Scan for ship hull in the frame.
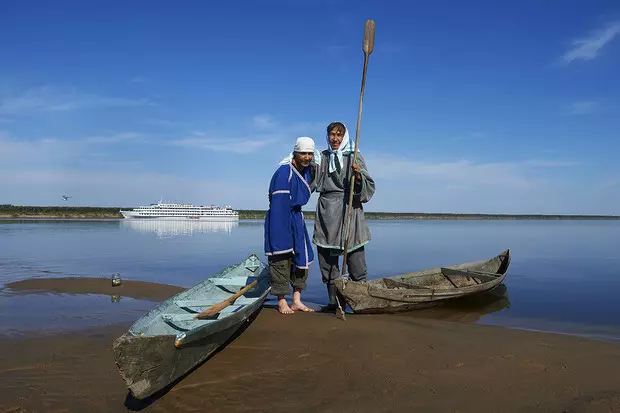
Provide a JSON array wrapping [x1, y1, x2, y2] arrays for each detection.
[[120, 211, 238, 220]]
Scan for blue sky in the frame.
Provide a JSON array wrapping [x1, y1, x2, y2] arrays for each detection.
[[0, 0, 618, 214]]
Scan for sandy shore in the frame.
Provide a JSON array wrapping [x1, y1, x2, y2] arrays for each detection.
[[1, 277, 619, 412], [1, 303, 620, 413]]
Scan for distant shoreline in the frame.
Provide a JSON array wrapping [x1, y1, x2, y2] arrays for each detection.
[[1, 205, 618, 220]]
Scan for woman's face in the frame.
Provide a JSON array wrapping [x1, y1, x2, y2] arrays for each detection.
[[293, 151, 313, 169], [328, 127, 345, 150]]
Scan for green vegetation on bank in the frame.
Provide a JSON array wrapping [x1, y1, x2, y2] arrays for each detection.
[[0, 205, 127, 218], [0, 205, 618, 220]]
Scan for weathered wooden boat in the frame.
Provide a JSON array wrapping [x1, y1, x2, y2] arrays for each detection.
[[334, 249, 511, 314], [112, 254, 270, 400]]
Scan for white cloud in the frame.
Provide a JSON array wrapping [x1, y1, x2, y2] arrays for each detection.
[[288, 121, 327, 136], [0, 135, 68, 159], [0, 131, 269, 207], [0, 85, 152, 115], [451, 131, 486, 142], [168, 115, 326, 154], [0, 129, 614, 214], [0, 132, 145, 149], [366, 154, 537, 190], [143, 118, 190, 128], [83, 132, 146, 144], [565, 100, 598, 115], [252, 115, 278, 130], [0, 133, 149, 168], [0, 169, 268, 209], [169, 137, 274, 154], [562, 21, 620, 64], [0, 114, 320, 162], [130, 76, 146, 83], [365, 153, 579, 194], [523, 160, 580, 167], [358, 153, 612, 214]]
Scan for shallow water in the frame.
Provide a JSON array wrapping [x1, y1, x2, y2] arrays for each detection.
[[1, 218, 619, 341]]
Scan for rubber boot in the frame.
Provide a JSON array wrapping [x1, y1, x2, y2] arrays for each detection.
[[321, 284, 339, 312]]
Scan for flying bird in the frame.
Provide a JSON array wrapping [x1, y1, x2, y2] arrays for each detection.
[[62, 195, 72, 201]]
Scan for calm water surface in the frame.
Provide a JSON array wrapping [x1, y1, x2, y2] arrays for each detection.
[[1, 219, 619, 341]]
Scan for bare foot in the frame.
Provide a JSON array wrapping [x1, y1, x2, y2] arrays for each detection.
[[291, 301, 315, 312], [291, 290, 315, 312], [277, 298, 294, 315]]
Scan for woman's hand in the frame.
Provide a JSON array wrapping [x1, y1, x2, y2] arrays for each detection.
[[352, 163, 362, 181]]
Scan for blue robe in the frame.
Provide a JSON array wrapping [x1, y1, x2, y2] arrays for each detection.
[[264, 162, 314, 269]]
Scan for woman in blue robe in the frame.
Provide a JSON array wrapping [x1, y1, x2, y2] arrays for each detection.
[[264, 137, 317, 314]]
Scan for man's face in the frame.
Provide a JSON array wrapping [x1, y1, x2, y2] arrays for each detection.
[[293, 151, 313, 168], [328, 128, 345, 150]]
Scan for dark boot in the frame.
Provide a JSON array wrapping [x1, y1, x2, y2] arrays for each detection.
[[321, 284, 339, 312]]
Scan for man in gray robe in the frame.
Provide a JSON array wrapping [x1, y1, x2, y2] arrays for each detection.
[[312, 121, 376, 311]]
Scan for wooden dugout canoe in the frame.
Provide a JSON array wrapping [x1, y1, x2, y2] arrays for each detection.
[[334, 249, 511, 314], [112, 254, 270, 399]]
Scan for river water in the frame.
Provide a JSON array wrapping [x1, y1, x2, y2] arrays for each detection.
[[1, 218, 619, 341]]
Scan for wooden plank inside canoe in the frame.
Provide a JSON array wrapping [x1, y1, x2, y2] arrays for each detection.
[[175, 298, 255, 308], [440, 268, 499, 282], [384, 278, 434, 289], [162, 309, 244, 323], [209, 276, 257, 287]]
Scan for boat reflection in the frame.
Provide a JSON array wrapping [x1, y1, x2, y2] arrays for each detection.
[[397, 284, 511, 323], [120, 219, 239, 238]]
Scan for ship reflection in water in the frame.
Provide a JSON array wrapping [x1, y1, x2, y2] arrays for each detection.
[[120, 219, 239, 238]]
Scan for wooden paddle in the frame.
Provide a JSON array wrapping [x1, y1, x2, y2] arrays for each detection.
[[341, 20, 375, 280], [195, 279, 260, 319], [337, 19, 375, 321]]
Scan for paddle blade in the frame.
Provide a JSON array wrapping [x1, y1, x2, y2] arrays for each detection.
[[363, 19, 376, 55]]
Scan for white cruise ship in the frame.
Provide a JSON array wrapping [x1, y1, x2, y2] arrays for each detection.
[[120, 201, 239, 221]]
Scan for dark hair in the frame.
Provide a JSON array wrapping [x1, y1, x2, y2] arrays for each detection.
[[327, 122, 346, 135]]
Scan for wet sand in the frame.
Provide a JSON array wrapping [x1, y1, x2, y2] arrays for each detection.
[[4, 277, 186, 302], [1, 280, 620, 412]]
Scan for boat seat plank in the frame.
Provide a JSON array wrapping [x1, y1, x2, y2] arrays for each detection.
[[161, 305, 244, 323], [209, 276, 256, 287], [175, 298, 255, 308], [384, 278, 433, 289], [161, 314, 205, 323], [440, 268, 498, 282]]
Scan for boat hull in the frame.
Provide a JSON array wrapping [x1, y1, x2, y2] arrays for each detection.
[[112, 254, 270, 399], [335, 249, 510, 314], [113, 297, 264, 399]]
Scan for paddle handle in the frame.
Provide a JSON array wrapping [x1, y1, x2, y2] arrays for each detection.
[[342, 20, 375, 277], [195, 279, 259, 319]]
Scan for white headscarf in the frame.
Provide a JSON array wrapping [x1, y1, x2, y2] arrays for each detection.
[[326, 122, 355, 174], [279, 137, 322, 166], [293, 136, 315, 152]]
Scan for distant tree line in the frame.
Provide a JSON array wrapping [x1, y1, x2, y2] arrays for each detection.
[[0, 205, 127, 218], [1, 205, 618, 220]]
